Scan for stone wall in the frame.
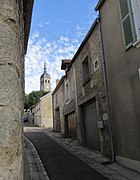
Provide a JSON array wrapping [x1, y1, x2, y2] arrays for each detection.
[[0, 0, 24, 179], [75, 22, 112, 158]]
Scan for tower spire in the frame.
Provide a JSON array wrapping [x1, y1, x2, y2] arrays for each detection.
[[40, 61, 51, 92], [44, 61, 46, 72]]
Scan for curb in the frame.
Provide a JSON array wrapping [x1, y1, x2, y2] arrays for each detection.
[[23, 136, 50, 180]]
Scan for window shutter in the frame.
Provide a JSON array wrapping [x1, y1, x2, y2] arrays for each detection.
[[130, 0, 140, 41], [119, 0, 133, 46]]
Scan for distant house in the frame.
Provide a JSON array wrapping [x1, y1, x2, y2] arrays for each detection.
[[95, 0, 140, 172], [31, 92, 53, 128]]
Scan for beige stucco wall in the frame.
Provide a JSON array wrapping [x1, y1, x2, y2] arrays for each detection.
[[0, 0, 24, 179], [31, 93, 53, 128], [40, 93, 53, 128], [99, 0, 140, 171]]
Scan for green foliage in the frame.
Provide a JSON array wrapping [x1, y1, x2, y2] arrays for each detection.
[[24, 90, 49, 110]]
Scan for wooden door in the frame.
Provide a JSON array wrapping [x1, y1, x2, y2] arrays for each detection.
[[67, 112, 76, 138]]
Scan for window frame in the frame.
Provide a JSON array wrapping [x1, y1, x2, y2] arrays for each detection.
[[130, 0, 140, 48], [65, 81, 70, 104], [82, 55, 90, 85]]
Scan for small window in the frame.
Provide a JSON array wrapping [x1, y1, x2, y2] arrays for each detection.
[[82, 56, 90, 84], [56, 93, 58, 105], [65, 82, 69, 103], [45, 80, 47, 83], [48, 80, 50, 83]]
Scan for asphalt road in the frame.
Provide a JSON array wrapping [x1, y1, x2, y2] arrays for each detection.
[[25, 132, 108, 180]]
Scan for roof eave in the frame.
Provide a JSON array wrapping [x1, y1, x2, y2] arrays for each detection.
[[67, 18, 99, 71], [52, 76, 66, 95], [23, 0, 34, 54], [95, 0, 105, 11]]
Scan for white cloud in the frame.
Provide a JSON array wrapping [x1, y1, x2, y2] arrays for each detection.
[[60, 35, 69, 42], [76, 24, 87, 37], [87, 3, 98, 25], [25, 31, 80, 94], [39, 21, 50, 28]]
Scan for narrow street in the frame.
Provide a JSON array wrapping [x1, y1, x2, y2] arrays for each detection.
[[25, 131, 108, 180]]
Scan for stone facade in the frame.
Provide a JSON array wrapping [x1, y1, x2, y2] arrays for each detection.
[[52, 76, 65, 133], [63, 61, 77, 138], [74, 20, 111, 158], [0, 0, 33, 179], [52, 19, 112, 158], [96, 0, 140, 172], [31, 92, 53, 128]]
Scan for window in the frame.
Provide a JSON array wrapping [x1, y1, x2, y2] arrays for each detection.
[[130, 0, 140, 47], [119, 0, 140, 48], [82, 56, 90, 84], [65, 81, 69, 103], [45, 80, 47, 83], [56, 93, 58, 105]]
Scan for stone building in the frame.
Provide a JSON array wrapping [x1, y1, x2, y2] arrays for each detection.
[[52, 76, 65, 133], [0, 0, 34, 179], [95, 0, 140, 172], [31, 65, 53, 128], [61, 60, 77, 138], [74, 19, 111, 158], [52, 19, 112, 158], [52, 59, 78, 137]]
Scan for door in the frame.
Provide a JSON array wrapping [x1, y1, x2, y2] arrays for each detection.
[[83, 101, 100, 151], [55, 109, 61, 132], [67, 112, 77, 138]]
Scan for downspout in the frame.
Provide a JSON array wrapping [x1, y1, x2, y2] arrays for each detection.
[[52, 95, 55, 131], [97, 17, 116, 162]]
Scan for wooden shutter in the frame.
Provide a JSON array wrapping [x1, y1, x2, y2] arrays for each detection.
[[119, 0, 133, 46]]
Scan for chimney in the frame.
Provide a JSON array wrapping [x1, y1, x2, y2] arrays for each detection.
[[56, 79, 59, 86]]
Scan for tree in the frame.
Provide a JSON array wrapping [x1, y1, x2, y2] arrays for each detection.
[[24, 90, 49, 110]]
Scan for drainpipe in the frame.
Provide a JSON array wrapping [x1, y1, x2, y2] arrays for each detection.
[[97, 17, 116, 162], [52, 95, 55, 131]]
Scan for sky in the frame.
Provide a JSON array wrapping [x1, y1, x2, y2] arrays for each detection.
[[25, 0, 98, 94]]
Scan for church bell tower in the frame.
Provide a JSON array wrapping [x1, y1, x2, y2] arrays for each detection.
[[40, 62, 51, 92]]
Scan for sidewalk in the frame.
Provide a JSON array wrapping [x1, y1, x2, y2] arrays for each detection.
[[24, 127, 140, 180]]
